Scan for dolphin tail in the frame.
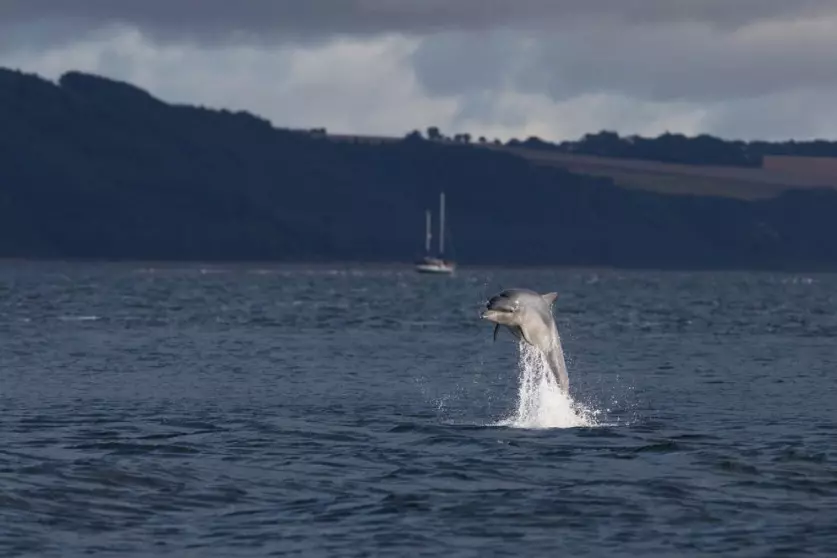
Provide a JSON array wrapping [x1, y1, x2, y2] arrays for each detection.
[[545, 348, 570, 395]]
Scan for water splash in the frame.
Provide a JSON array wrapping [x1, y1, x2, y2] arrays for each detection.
[[496, 342, 600, 429]]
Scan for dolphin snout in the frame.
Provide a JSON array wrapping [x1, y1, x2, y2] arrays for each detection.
[[481, 307, 511, 322], [481, 300, 503, 319]]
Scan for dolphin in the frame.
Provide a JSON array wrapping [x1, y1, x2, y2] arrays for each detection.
[[480, 288, 570, 394]]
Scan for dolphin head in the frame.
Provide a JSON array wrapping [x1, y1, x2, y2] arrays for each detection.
[[480, 288, 559, 342], [480, 290, 524, 326]]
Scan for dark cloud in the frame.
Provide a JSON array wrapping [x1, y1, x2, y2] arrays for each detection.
[[2, 0, 837, 142], [1, 0, 836, 43], [4, 1, 837, 106]]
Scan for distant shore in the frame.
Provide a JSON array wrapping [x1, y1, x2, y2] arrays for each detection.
[[4, 66, 837, 271]]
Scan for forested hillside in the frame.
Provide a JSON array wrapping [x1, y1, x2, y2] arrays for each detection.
[[2, 67, 837, 270]]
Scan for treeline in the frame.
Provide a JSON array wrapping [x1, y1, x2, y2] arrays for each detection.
[[3, 66, 837, 270], [406, 127, 837, 168]]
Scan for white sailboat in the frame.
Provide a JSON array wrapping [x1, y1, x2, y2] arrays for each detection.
[[415, 192, 456, 275]]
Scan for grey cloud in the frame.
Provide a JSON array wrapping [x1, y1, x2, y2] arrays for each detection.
[[1, 0, 836, 44], [532, 22, 837, 103], [703, 89, 837, 142], [2, 0, 837, 142], [410, 30, 525, 96], [409, 17, 837, 105], [449, 91, 528, 131], [5, 0, 837, 112]]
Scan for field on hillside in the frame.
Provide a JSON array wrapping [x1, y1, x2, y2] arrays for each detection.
[[486, 147, 837, 200], [326, 133, 837, 200]]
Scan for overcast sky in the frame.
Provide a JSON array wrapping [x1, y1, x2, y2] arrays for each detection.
[[2, 1, 836, 142]]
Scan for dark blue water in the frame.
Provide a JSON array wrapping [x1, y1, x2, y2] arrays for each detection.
[[2, 262, 836, 557]]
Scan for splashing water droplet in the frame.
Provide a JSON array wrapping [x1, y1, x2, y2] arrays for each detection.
[[496, 341, 599, 429]]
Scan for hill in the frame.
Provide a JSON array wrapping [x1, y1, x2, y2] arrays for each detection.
[[3, 66, 837, 270], [496, 132, 837, 200], [485, 147, 837, 200], [332, 131, 837, 200]]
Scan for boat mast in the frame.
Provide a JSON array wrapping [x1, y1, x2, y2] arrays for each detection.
[[439, 192, 445, 257], [424, 209, 432, 254]]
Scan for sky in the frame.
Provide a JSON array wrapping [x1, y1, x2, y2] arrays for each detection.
[[1, 1, 837, 143]]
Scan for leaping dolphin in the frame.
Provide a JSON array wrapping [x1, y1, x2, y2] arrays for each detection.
[[480, 288, 570, 394]]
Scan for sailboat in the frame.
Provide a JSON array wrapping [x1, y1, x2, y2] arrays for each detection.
[[415, 192, 456, 275]]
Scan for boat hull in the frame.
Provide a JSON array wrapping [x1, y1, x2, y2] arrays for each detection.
[[415, 263, 456, 274]]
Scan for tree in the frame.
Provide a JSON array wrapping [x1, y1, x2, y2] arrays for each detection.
[[426, 126, 442, 140]]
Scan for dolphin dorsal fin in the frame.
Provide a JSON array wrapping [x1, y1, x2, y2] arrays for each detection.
[[542, 292, 558, 306]]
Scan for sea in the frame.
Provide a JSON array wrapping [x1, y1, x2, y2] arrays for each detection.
[[1, 262, 835, 557]]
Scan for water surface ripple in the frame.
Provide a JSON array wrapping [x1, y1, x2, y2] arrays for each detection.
[[1, 263, 836, 556]]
